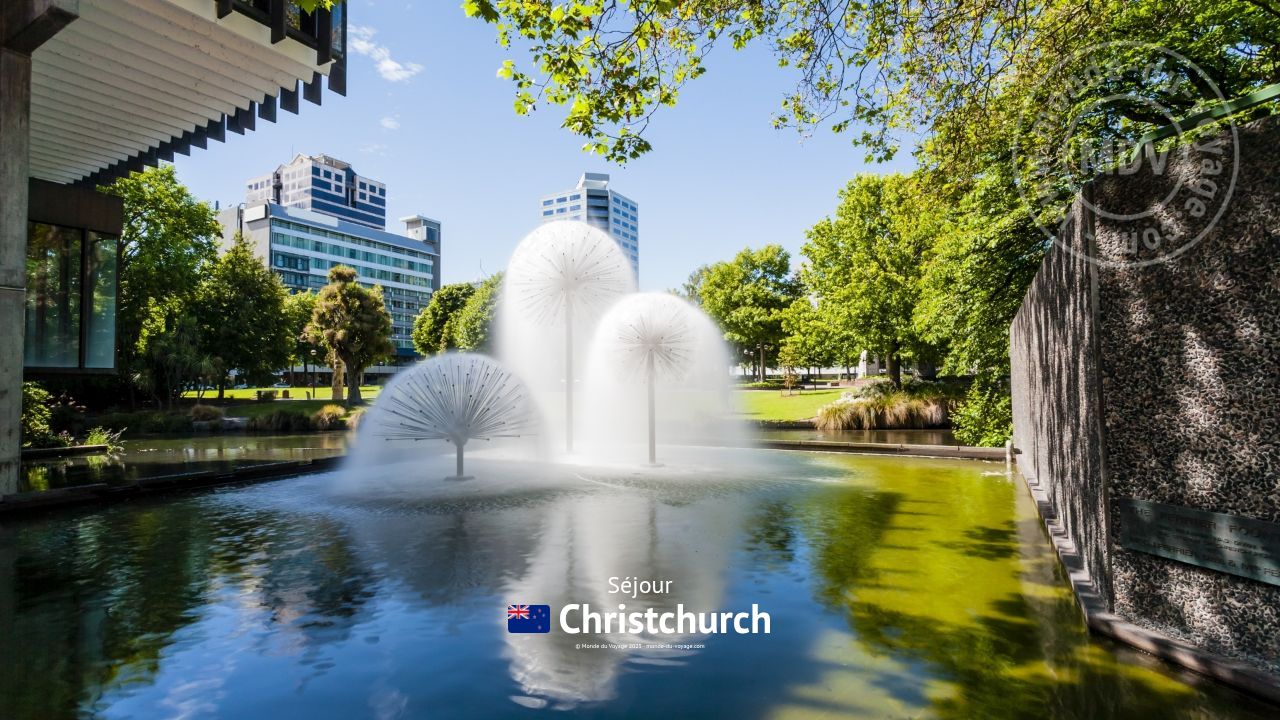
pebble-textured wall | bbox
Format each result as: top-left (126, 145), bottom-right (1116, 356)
top-left (1011, 116), bottom-right (1280, 677)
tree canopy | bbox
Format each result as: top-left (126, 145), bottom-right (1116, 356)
top-left (697, 245), bottom-right (800, 381)
top-left (196, 234), bottom-right (293, 396)
top-left (801, 174), bottom-right (939, 387)
top-left (466, 0), bottom-right (1279, 169)
top-left (452, 273), bottom-right (504, 353)
top-left (101, 165), bottom-right (221, 405)
top-left (412, 282), bottom-right (478, 355)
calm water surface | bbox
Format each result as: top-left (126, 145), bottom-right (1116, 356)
top-left (18, 433), bottom-right (349, 492)
top-left (1, 450), bottom-right (1272, 719)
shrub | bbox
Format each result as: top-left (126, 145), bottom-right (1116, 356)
top-left (740, 381), bottom-right (785, 390)
top-left (82, 426), bottom-right (125, 453)
top-left (20, 382), bottom-right (53, 447)
top-left (190, 404), bottom-right (225, 421)
top-left (311, 404), bottom-right (347, 430)
top-left (346, 407), bottom-right (367, 432)
top-left (814, 380), bottom-right (958, 431)
top-left (256, 390), bottom-right (278, 402)
top-left (247, 410), bottom-right (315, 432)
top-left (952, 377), bottom-right (1013, 447)
top-left (140, 411), bottom-right (193, 434)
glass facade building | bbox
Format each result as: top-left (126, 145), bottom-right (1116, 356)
top-left (540, 173), bottom-right (639, 278)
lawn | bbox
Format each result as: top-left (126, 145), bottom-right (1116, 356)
top-left (734, 388), bottom-right (844, 422)
top-left (183, 386), bottom-right (382, 402)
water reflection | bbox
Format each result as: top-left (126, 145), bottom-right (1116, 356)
top-left (17, 433), bottom-right (349, 492)
top-left (0, 451), bottom-right (1273, 719)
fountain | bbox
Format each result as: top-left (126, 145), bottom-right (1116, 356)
top-left (364, 353), bottom-right (538, 479)
top-left (349, 221), bottom-right (735, 482)
top-left (501, 222), bottom-right (635, 453)
top-left (589, 293), bottom-right (696, 464)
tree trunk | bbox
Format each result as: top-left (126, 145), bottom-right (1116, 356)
top-left (217, 378), bottom-right (225, 401)
top-left (887, 342), bottom-right (902, 388)
top-left (758, 344), bottom-right (766, 383)
top-left (345, 363), bottom-right (363, 406)
top-left (331, 358), bottom-right (344, 404)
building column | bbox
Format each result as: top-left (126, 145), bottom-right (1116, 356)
top-left (0, 48), bottom-right (32, 496)
top-left (0, 1), bottom-right (78, 495)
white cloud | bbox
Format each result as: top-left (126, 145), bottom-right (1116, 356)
top-left (380, 115), bottom-right (401, 130)
top-left (349, 25), bottom-right (423, 82)
top-left (360, 142), bottom-right (390, 156)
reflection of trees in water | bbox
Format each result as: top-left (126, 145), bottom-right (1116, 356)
top-left (794, 478), bottom-right (1272, 719)
top-left (0, 496), bottom-right (374, 720)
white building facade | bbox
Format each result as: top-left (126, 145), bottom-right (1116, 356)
top-left (220, 202), bottom-right (440, 370)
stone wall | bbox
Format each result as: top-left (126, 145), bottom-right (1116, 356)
top-left (1011, 116), bottom-right (1280, 680)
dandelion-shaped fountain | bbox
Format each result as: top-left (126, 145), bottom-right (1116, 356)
top-left (504, 222), bottom-right (635, 453)
top-left (594, 294), bottom-right (697, 464)
top-left (368, 354), bottom-right (538, 479)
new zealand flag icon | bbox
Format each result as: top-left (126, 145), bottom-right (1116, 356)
top-left (507, 604), bottom-right (551, 633)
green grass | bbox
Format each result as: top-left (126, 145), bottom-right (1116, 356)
top-left (734, 388), bottom-right (844, 421)
top-left (183, 386), bottom-right (381, 402)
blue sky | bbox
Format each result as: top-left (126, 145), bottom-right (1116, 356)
top-left (174, 1), bottom-right (916, 291)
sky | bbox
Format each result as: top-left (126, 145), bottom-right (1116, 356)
top-left (174, 1), bottom-right (916, 292)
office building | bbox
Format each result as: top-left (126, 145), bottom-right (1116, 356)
top-left (540, 173), bottom-right (639, 277)
top-left (246, 154), bottom-right (387, 230)
top-left (220, 156), bottom-right (440, 369)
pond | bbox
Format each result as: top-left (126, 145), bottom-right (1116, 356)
top-left (1, 450), bottom-right (1272, 719)
top-left (18, 433), bottom-right (349, 493)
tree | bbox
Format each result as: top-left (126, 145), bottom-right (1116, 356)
top-left (412, 282), bottom-right (477, 355)
top-left (101, 166), bottom-right (221, 405)
top-left (305, 266), bottom-right (394, 406)
top-left (283, 290), bottom-right (324, 386)
top-left (672, 264), bottom-right (710, 306)
top-left (697, 246), bottom-right (800, 382)
top-left (195, 234), bottom-right (292, 399)
top-left (466, 1), bottom-right (1279, 169)
top-left (136, 297), bottom-right (205, 409)
top-left (451, 273), bottom-right (503, 352)
top-left (779, 298), bottom-right (837, 380)
top-left (801, 174), bottom-right (940, 387)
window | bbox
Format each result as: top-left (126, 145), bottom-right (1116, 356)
top-left (542, 210), bottom-right (553, 216)
top-left (569, 205), bottom-right (581, 211)
top-left (556, 196), bottom-right (567, 203)
top-left (24, 223), bottom-right (118, 370)
top-left (542, 199), bottom-right (553, 206)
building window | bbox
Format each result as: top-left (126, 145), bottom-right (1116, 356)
top-left (542, 199), bottom-right (553, 206)
top-left (556, 197), bottom-right (567, 203)
top-left (24, 223), bottom-right (118, 370)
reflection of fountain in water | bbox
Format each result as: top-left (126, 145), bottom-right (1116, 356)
top-left (361, 354), bottom-right (539, 479)
top-left (500, 222), bottom-right (635, 454)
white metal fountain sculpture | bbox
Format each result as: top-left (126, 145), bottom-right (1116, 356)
top-left (370, 354), bottom-right (538, 479)
top-left (505, 222), bottom-right (634, 453)
top-left (595, 294), bottom-right (697, 464)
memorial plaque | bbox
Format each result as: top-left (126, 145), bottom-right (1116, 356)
top-left (1116, 498), bottom-right (1280, 587)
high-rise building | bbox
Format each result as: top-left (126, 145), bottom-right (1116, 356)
top-left (220, 156), bottom-right (440, 370)
top-left (246, 154), bottom-right (387, 230)
top-left (539, 173), bottom-right (639, 277)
